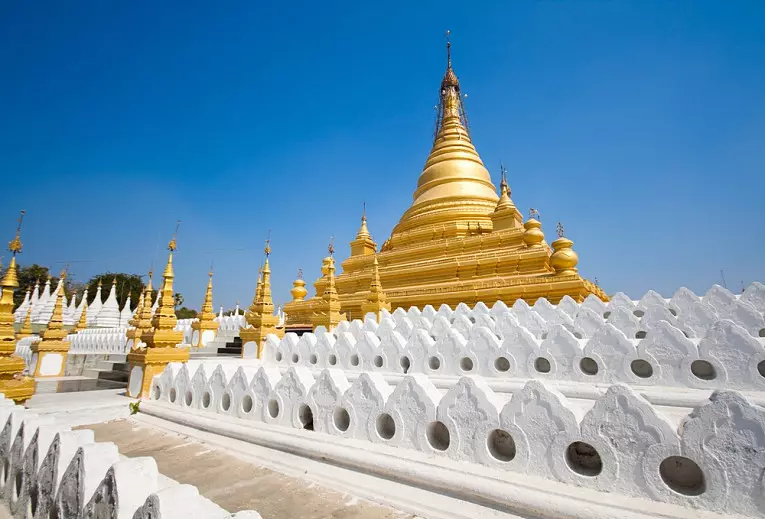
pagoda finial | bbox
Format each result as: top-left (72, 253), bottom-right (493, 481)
top-left (551, 222), bottom-right (579, 276)
top-left (168, 220), bottom-right (180, 252)
top-left (8, 210), bottom-right (24, 255)
top-left (360, 254), bottom-right (391, 322)
top-left (328, 236), bottom-right (335, 257)
top-left (529, 208), bottom-right (540, 221)
top-left (499, 162), bottom-right (509, 195)
top-left (445, 29), bottom-right (451, 68)
top-left (297, 268), bottom-right (303, 280)
top-left (556, 222), bottom-right (565, 238)
top-left (264, 230), bottom-right (272, 258)
top-left (1, 211), bottom-right (26, 288)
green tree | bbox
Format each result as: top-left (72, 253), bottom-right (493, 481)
top-left (176, 307), bottom-right (198, 319)
top-left (173, 293), bottom-right (183, 308)
top-left (86, 273), bottom-right (145, 311)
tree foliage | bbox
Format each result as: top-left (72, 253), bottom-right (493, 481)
top-left (85, 273), bottom-right (145, 311)
top-left (176, 307), bottom-right (197, 319)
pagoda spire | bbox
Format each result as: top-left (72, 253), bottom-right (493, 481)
top-left (240, 236), bottom-right (281, 357)
top-left (191, 266), bottom-right (219, 348)
top-left (491, 162), bottom-right (523, 231)
top-left (128, 223), bottom-right (189, 399)
top-left (391, 32), bottom-right (498, 245)
top-left (126, 269), bottom-right (154, 350)
top-left (144, 226), bottom-right (182, 346)
top-left (0, 210), bottom-right (35, 401)
top-left (350, 203), bottom-right (377, 256)
top-left (311, 240), bottom-right (345, 331)
top-left (32, 267), bottom-right (71, 378)
top-left (16, 305), bottom-right (34, 339)
top-left (75, 295), bottom-right (88, 332)
top-left (360, 254), bottom-right (391, 322)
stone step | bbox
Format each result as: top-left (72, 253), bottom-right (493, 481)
top-left (96, 360), bottom-right (130, 372)
top-left (216, 347), bottom-right (242, 356)
top-left (82, 368), bottom-right (130, 383)
top-left (106, 354), bottom-right (128, 363)
top-left (218, 336), bottom-right (242, 356)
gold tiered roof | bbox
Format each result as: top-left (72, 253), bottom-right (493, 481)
top-left (284, 36), bottom-right (607, 328)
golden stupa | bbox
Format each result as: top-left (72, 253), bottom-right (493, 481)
top-left (284, 35), bottom-right (606, 330)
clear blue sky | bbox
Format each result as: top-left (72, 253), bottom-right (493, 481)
top-left (1, 1), bottom-right (763, 310)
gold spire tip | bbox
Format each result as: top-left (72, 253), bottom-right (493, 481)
top-left (168, 220), bottom-right (180, 252)
top-left (328, 236), bottom-right (335, 257)
top-left (8, 209), bottom-right (25, 255)
top-left (529, 208), bottom-right (540, 221)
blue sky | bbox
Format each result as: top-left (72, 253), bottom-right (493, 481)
top-left (1, 1), bottom-right (763, 310)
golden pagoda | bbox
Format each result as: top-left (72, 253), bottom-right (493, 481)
top-left (127, 223), bottom-right (189, 399)
top-left (74, 296), bottom-right (88, 332)
top-left (15, 305), bottom-right (34, 340)
top-left (309, 241), bottom-right (346, 331)
top-left (359, 254), bottom-right (390, 322)
top-left (126, 270), bottom-right (153, 350)
top-left (0, 211), bottom-right (35, 402)
top-left (32, 268), bottom-right (71, 378)
top-left (191, 268), bottom-right (219, 348)
top-left (284, 34), bottom-right (606, 330)
top-left (240, 240), bottom-right (282, 357)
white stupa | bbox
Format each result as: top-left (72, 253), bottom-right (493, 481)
top-left (151, 292), bottom-right (159, 315)
top-left (14, 288), bottom-right (31, 323)
top-left (119, 295), bottom-right (133, 327)
top-left (30, 280), bottom-right (40, 307)
top-left (95, 278), bottom-right (121, 328)
top-left (87, 281), bottom-right (104, 326)
top-left (32, 277), bottom-right (52, 323)
top-left (63, 293), bottom-right (76, 326)
top-left (34, 277), bottom-right (62, 325)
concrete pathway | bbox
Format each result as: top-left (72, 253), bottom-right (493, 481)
top-left (81, 418), bottom-right (412, 519)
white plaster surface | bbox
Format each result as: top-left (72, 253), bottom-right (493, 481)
top-left (38, 354), bottom-right (63, 377)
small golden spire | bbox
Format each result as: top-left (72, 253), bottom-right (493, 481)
top-left (16, 304), bottom-right (34, 339)
top-left (523, 209), bottom-right (545, 248)
top-left (192, 265), bottom-right (218, 345)
top-left (499, 162), bottom-right (510, 196)
top-left (360, 254), bottom-right (391, 322)
top-left (142, 224), bottom-right (182, 348)
top-left (550, 222), bottom-right (579, 276)
top-left (75, 295), bottom-right (88, 331)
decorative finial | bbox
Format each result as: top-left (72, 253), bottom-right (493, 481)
top-left (112, 276), bottom-right (117, 285)
top-left (556, 222), bottom-right (565, 238)
top-left (362, 201), bottom-right (367, 222)
top-left (529, 208), bottom-right (540, 221)
top-left (264, 230), bottom-right (271, 257)
top-left (168, 220), bottom-right (180, 252)
top-left (328, 236), bottom-right (335, 257)
top-left (499, 162), bottom-right (509, 195)
top-left (297, 268), bottom-right (303, 280)
top-left (8, 210), bottom-right (25, 255)
top-left (445, 29), bottom-right (451, 67)
top-left (594, 277), bottom-right (600, 287)
top-left (209, 261), bottom-right (214, 278)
